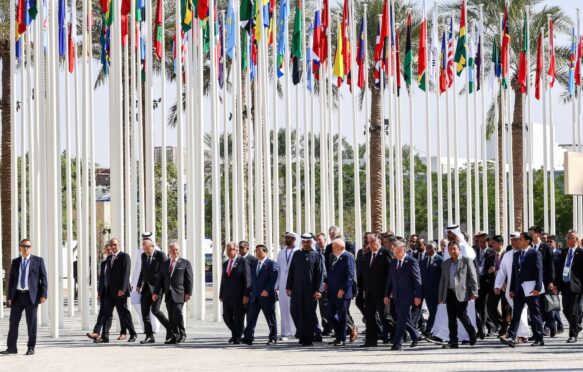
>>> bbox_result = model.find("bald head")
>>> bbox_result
[331,238,345,256]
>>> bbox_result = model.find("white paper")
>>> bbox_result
[522,280,545,297]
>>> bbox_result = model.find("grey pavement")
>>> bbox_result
[0,293,582,372]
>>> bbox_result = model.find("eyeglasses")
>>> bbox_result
[567,236,577,240]
[20,245,32,248]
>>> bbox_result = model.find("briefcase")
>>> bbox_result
[542,293,561,313]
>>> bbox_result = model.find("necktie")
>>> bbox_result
[20,258,29,289]
[170,259,176,274]
[112,254,117,266]
[564,249,574,282]
[256,261,262,274]
[148,255,152,265]
[495,254,500,271]
[519,251,525,269]
[428,256,432,269]
[371,253,376,266]
[397,260,402,270]
[227,259,233,276]
[332,256,338,267]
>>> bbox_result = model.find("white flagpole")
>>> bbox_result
[246,36,255,248]
[464,2,472,238]
[337,79,343,230]
[527,8,534,228]
[472,20,480,232]
[499,13,507,237]
[480,4,488,232]
[234,0,245,242]
[301,1,309,234]
[547,15,556,235]
[445,19,452,227]
[222,11,231,245]
[160,0,168,251]
[522,7,529,231]
[296,81,302,233]
[364,4,371,232]
[285,17,293,232]
[319,9,329,233]
[130,0,139,284]
[145,0,155,235]
[434,2,443,239]
[20,37,27,239]
[254,30,264,246]
[65,8,75,316]
[424,1,433,240]
[577,9,582,233]
[123,25,132,265]
[453,12,460,226]
[541,25,548,233]
[328,14,335,229]
[9,0,18,281]
[261,11,273,251]
[407,11,414,234]
[387,6,395,233]
[350,0,361,247]
[272,8,280,251]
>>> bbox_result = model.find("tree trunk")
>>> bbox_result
[512,84,524,231]
[369,86,383,233]
[1,44,12,280]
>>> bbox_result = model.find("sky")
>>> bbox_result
[8,0,583,168]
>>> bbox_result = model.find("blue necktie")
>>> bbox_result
[519,251,525,271]
[20,258,29,289]
[563,249,574,283]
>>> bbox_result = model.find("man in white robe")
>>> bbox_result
[276,232,300,339]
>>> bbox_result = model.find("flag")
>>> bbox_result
[488,38,500,93]
[291,0,303,85]
[312,18,321,80]
[447,15,454,87]
[154,0,163,60]
[240,0,253,30]
[58,0,66,56]
[29,0,38,21]
[389,0,395,75]
[16,0,27,36]
[468,22,475,93]
[225,0,235,59]
[439,30,447,94]
[313,2,323,65]
[121,0,131,44]
[404,11,412,88]
[576,36,582,87]
[373,18,382,88]
[341,0,351,86]
[68,0,77,73]
[501,4,511,89]
[333,20,344,86]
[476,26,482,91]
[569,28,576,96]
[395,26,401,95]
[535,31,543,100]
[428,5,438,83]
[418,0,427,91]
[276,0,289,78]
[357,15,366,90]
[181,0,193,32]
[376,0,389,74]
[218,20,224,89]
[454,0,467,76]
[307,24,313,92]
[548,19,556,88]
[517,11,528,94]
[320,0,328,64]
[198,0,209,20]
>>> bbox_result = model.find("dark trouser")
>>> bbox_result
[411,304,426,332]
[561,286,583,338]
[141,291,170,338]
[166,298,185,341]
[425,297,439,334]
[486,290,503,330]
[392,296,418,347]
[328,296,350,342]
[7,292,38,351]
[365,295,390,345]
[222,299,245,340]
[553,310,564,331]
[244,298,277,342]
[476,280,493,334]
[92,297,113,335]
[446,289,476,345]
[500,293,510,335]
[355,291,366,322]
[508,288,543,341]
[102,294,136,340]
[318,291,331,334]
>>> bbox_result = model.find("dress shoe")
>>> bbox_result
[95,338,109,344]
[477,332,485,340]
[390,344,401,351]
[228,337,235,344]
[140,336,155,344]
[359,343,377,348]
[469,335,477,346]
[442,343,458,349]
[0,349,17,355]
[25,348,35,356]
[500,337,517,348]
[528,336,536,342]
[233,338,241,345]
[332,340,346,347]
[164,339,177,345]
[178,335,186,343]
[313,334,323,343]
[567,337,577,343]
[410,338,419,348]
[117,334,127,341]
[550,328,557,338]
[350,326,358,343]
[266,339,277,345]
[241,338,253,345]
[301,342,314,347]
[425,336,445,345]
[86,332,99,340]
[531,340,544,346]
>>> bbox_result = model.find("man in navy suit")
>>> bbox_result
[1,239,48,355]
[556,230,583,343]
[420,241,443,336]
[242,245,279,345]
[501,232,545,347]
[384,239,422,350]
[326,239,355,347]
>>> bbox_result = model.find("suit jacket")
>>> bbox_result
[361,248,392,300]
[324,241,355,272]
[438,256,478,303]
[420,254,443,301]
[327,251,355,299]
[510,247,543,294]
[385,255,422,302]
[242,254,258,267]
[154,257,193,304]
[106,251,132,297]
[220,256,251,302]
[249,258,279,303]
[137,250,167,295]
[476,247,496,286]
[556,247,583,294]
[534,242,555,288]
[8,255,48,305]
[97,258,108,297]
[412,250,427,262]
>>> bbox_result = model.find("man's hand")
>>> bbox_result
[184,294,191,302]
[117,290,125,297]
[323,283,328,291]
[242,296,249,305]
[383,297,390,306]
[530,290,540,297]
[488,267,496,274]
[494,288,501,295]
[314,292,321,300]
[39,297,47,304]
[509,291,514,299]
[548,283,555,293]
[414,297,422,306]
[337,289,345,299]
[136,287,141,294]
[471,294,478,301]
[438,300,444,305]
[152,294,158,302]
[260,290,269,297]
[286,289,292,297]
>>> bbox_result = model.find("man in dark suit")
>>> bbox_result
[326,238,355,346]
[1,239,48,356]
[87,244,113,342]
[137,237,169,344]
[315,232,332,337]
[501,232,545,347]
[438,241,479,349]
[486,235,505,336]
[99,238,137,343]
[153,242,193,344]
[556,230,583,343]
[529,225,557,337]
[220,242,251,344]
[239,240,258,266]
[242,245,279,345]
[360,233,392,347]
[384,239,422,350]
[420,241,443,336]
[474,233,496,338]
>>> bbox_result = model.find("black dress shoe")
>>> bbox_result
[442,343,458,349]
[266,339,277,345]
[95,338,109,344]
[390,344,401,351]
[0,349,17,355]
[425,336,445,345]
[301,342,314,347]
[359,343,377,348]
[500,337,517,348]
[477,332,485,340]
[567,337,577,343]
[178,335,186,343]
[332,340,346,347]
[313,334,323,342]
[528,336,536,342]
[228,337,235,344]
[469,335,477,346]
[25,348,35,356]
[140,336,155,344]
[164,339,177,345]
[531,340,544,346]
[242,338,253,345]
[128,335,137,343]
[410,338,419,348]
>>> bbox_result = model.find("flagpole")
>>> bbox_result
[387,4,395,234]
[222,11,232,245]
[319,25,329,233]
[472,20,480,233]
[547,15,556,235]
[9,0,18,290]
[350,0,361,247]
[577,9,583,233]
[364,3,370,233]
[64,9,74,317]
[464,1,472,238]
[541,25,548,233]
[272,6,280,252]
[445,22,452,228]
[285,13,293,232]
[380,13,387,233]
[336,15,343,231]
[424,1,432,241]
[261,8,273,251]
[522,6,530,231]
[296,71,303,233]
[452,12,460,226]
[395,28,404,237]
[499,12,508,238]
[255,24,265,246]
[328,14,335,229]
[20,37,27,240]
[434,5,443,240]
[480,4,488,232]
[301,0,310,234]
[176,8,185,256]
[234,0,245,242]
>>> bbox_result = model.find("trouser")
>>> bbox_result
[328,297,350,342]
[425,297,439,334]
[561,286,583,338]
[317,291,331,334]
[102,294,136,340]
[244,298,277,341]
[92,297,113,335]
[500,292,510,335]
[166,298,185,341]
[508,288,543,341]
[411,304,426,332]
[538,296,557,333]
[364,295,390,345]
[392,296,418,347]
[476,280,493,334]
[446,289,476,345]
[486,290,503,329]
[141,291,170,338]
[355,291,366,322]
[7,292,38,351]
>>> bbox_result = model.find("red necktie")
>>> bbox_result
[170,259,176,274]
[227,259,233,276]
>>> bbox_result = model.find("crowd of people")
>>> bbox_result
[1,225,582,355]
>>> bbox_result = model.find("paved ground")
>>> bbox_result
[1,295,582,372]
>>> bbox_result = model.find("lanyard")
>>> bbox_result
[285,248,293,265]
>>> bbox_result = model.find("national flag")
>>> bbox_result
[181,0,193,32]
[488,38,500,93]
[373,17,382,88]
[395,26,401,95]
[58,0,66,56]
[218,20,224,89]
[476,26,482,91]
[312,18,321,80]
[547,19,556,88]
[403,11,412,88]
[501,4,511,89]
[341,0,351,86]
[291,0,303,85]
[439,30,447,94]
[307,24,313,92]
[313,2,323,64]
[225,0,235,59]
[454,0,467,76]
[376,0,389,74]
[16,37,22,64]
[418,0,427,91]
[240,0,253,30]
[16,0,27,36]
[568,28,576,96]
[68,0,77,73]
[276,0,289,78]
[576,36,582,87]
[333,19,344,86]
[535,31,543,100]
[29,0,38,21]
[446,15,454,87]
[198,0,209,20]
[428,5,438,83]
[154,0,163,60]
[121,0,131,44]
[357,15,366,90]
[468,22,475,93]
[517,11,528,94]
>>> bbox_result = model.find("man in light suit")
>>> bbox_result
[1,239,48,356]
[438,241,479,349]
[153,242,193,344]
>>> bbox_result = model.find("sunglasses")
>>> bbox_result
[20,245,32,248]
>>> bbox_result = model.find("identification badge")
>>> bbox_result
[563,266,571,278]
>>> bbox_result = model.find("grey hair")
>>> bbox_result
[428,241,439,250]
[329,226,343,236]
[168,241,181,250]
